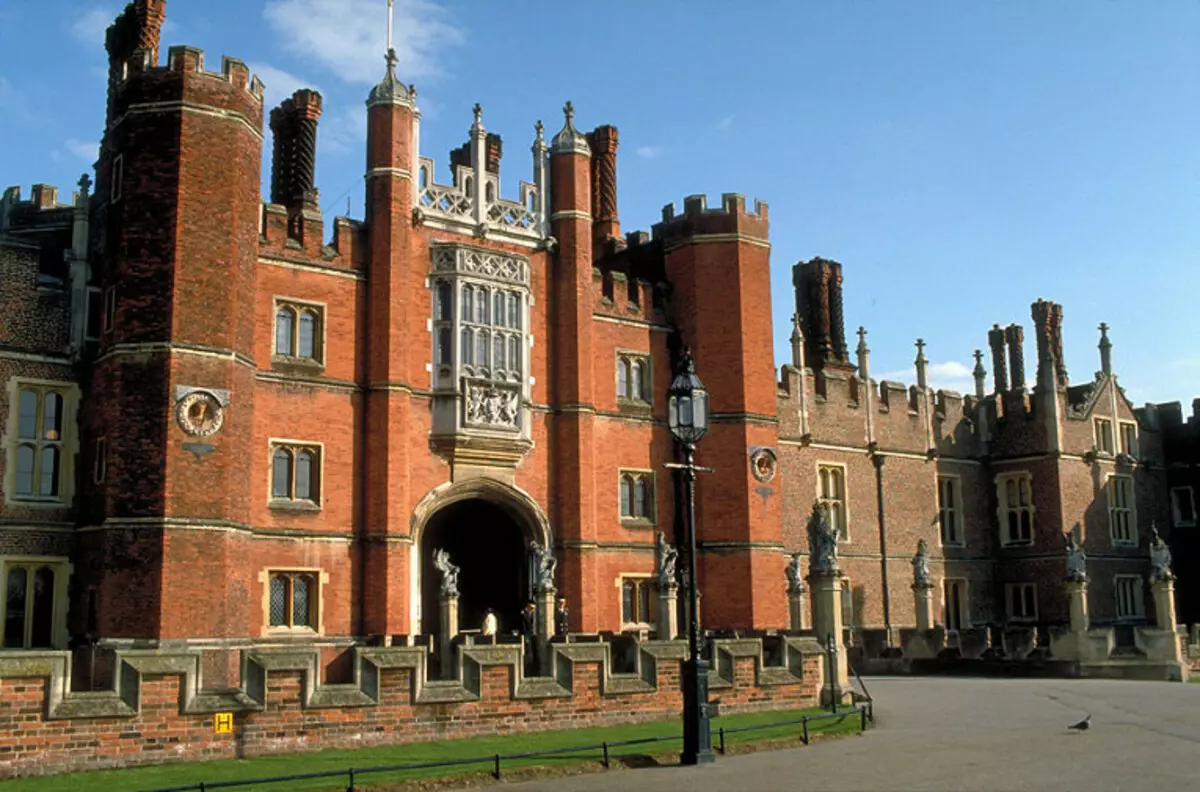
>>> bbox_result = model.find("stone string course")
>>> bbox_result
[0,635,823,778]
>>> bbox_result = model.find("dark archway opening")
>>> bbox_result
[420,499,528,637]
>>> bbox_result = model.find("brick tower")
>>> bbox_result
[655,195,784,629]
[78,1,265,641]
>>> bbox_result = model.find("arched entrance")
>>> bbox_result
[410,478,552,638]
[420,499,528,636]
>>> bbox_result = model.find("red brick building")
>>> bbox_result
[0,1,1189,668]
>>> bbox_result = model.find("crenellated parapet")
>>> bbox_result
[117,46,264,126]
[591,229,669,322]
[651,193,769,247]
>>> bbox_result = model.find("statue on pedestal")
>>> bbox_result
[785,553,805,594]
[655,532,678,590]
[808,501,840,575]
[1064,525,1087,583]
[912,539,932,589]
[530,540,558,594]
[1148,524,1174,583]
[432,548,459,598]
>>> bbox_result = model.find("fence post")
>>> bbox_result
[718,727,725,755]
[826,633,838,714]
[346,768,356,792]
[860,706,867,733]
[602,741,609,768]
[801,717,809,745]
[494,753,501,780]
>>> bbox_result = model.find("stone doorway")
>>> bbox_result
[419,498,529,637]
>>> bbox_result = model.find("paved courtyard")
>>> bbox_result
[498,677,1200,792]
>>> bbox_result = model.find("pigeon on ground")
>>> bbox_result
[1068,715,1091,731]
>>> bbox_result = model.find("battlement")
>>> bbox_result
[0,183,81,234]
[651,192,769,244]
[259,202,366,271]
[591,228,668,322]
[121,45,264,103]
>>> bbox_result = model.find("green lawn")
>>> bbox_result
[7,705,867,792]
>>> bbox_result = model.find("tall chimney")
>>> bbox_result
[987,324,1008,393]
[105,1,167,126]
[269,89,323,211]
[1005,324,1026,392]
[589,125,620,246]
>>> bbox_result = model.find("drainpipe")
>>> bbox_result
[873,452,893,647]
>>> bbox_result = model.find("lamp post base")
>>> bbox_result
[680,656,715,766]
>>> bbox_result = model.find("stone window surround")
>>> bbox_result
[1113,574,1144,621]
[616,574,655,630]
[815,461,850,543]
[1118,420,1139,457]
[85,287,103,343]
[92,436,106,485]
[1170,486,1195,528]
[615,350,653,406]
[941,577,970,631]
[0,555,72,650]
[1093,417,1114,456]
[1106,472,1137,547]
[267,438,324,512]
[936,474,964,547]
[103,286,116,336]
[257,567,329,638]
[995,471,1035,547]
[3,378,81,508]
[617,468,656,526]
[110,154,123,203]
[272,296,327,368]
[1005,582,1038,622]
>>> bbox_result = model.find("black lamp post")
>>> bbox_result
[665,348,715,766]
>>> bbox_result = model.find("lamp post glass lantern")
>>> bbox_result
[666,348,715,766]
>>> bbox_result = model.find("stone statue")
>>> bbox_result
[530,540,557,593]
[785,553,804,594]
[807,501,840,575]
[1148,524,1174,583]
[911,539,932,589]
[432,548,459,598]
[655,532,678,590]
[1064,525,1087,583]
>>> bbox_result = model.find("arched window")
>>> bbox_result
[461,327,474,365]
[476,332,489,368]
[17,390,37,439]
[39,447,60,497]
[14,445,34,496]
[4,567,27,648]
[494,292,506,327]
[619,475,633,517]
[476,287,489,324]
[494,333,506,370]
[30,567,54,648]
[464,176,473,195]
[508,293,520,329]
[634,477,649,518]
[527,191,536,211]
[2,563,63,649]
[437,327,452,365]
[631,360,645,401]
[269,575,287,626]
[295,449,315,501]
[275,307,295,355]
[436,281,452,321]
[508,336,521,374]
[272,448,292,499]
[298,311,317,359]
[617,357,630,399]
[461,284,474,319]
[292,575,312,626]
[419,166,429,189]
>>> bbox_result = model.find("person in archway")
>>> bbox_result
[555,597,569,638]
[482,608,498,638]
[521,601,537,674]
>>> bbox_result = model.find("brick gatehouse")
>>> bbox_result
[0,2,1196,773]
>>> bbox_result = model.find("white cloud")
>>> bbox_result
[635,145,662,160]
[65,139,99,162]
[716,114,735,131]
[876,360,978,394]
[249,63,321,112]
[321,104,368,155]
[71,7,114,45]
[263,0,464,85]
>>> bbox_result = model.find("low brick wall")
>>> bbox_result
[0,635,824,778]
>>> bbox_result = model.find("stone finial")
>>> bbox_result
[856,326,871,380]
[1098,322,1112,376]
[972,349,986,400]
[914,338,928,390]
[550,100,591,156]
[532,120,546,151]
[471,102,485,136]
[790,314,805,369]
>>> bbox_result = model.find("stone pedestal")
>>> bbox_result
[534,587,556,672]
[438,594,459,678]
[1065,579,1089,633]
[913,584,935,632]
[657,585,678,640]
[808,572,849,706]
[788,589,806,632]
[1151,578,1177,633]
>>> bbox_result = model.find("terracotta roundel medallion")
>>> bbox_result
[750,447,777,483]
[175,391,224,438]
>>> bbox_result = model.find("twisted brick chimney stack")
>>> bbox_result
[588,125,620,247]
[1031,299,1067,390]
[269,89,323,212]
[793,258,852,376]
[105,0,166,125]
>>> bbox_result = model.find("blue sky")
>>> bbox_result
[2,1,1197,405]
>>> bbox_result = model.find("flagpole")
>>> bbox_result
[387,0,393,52]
